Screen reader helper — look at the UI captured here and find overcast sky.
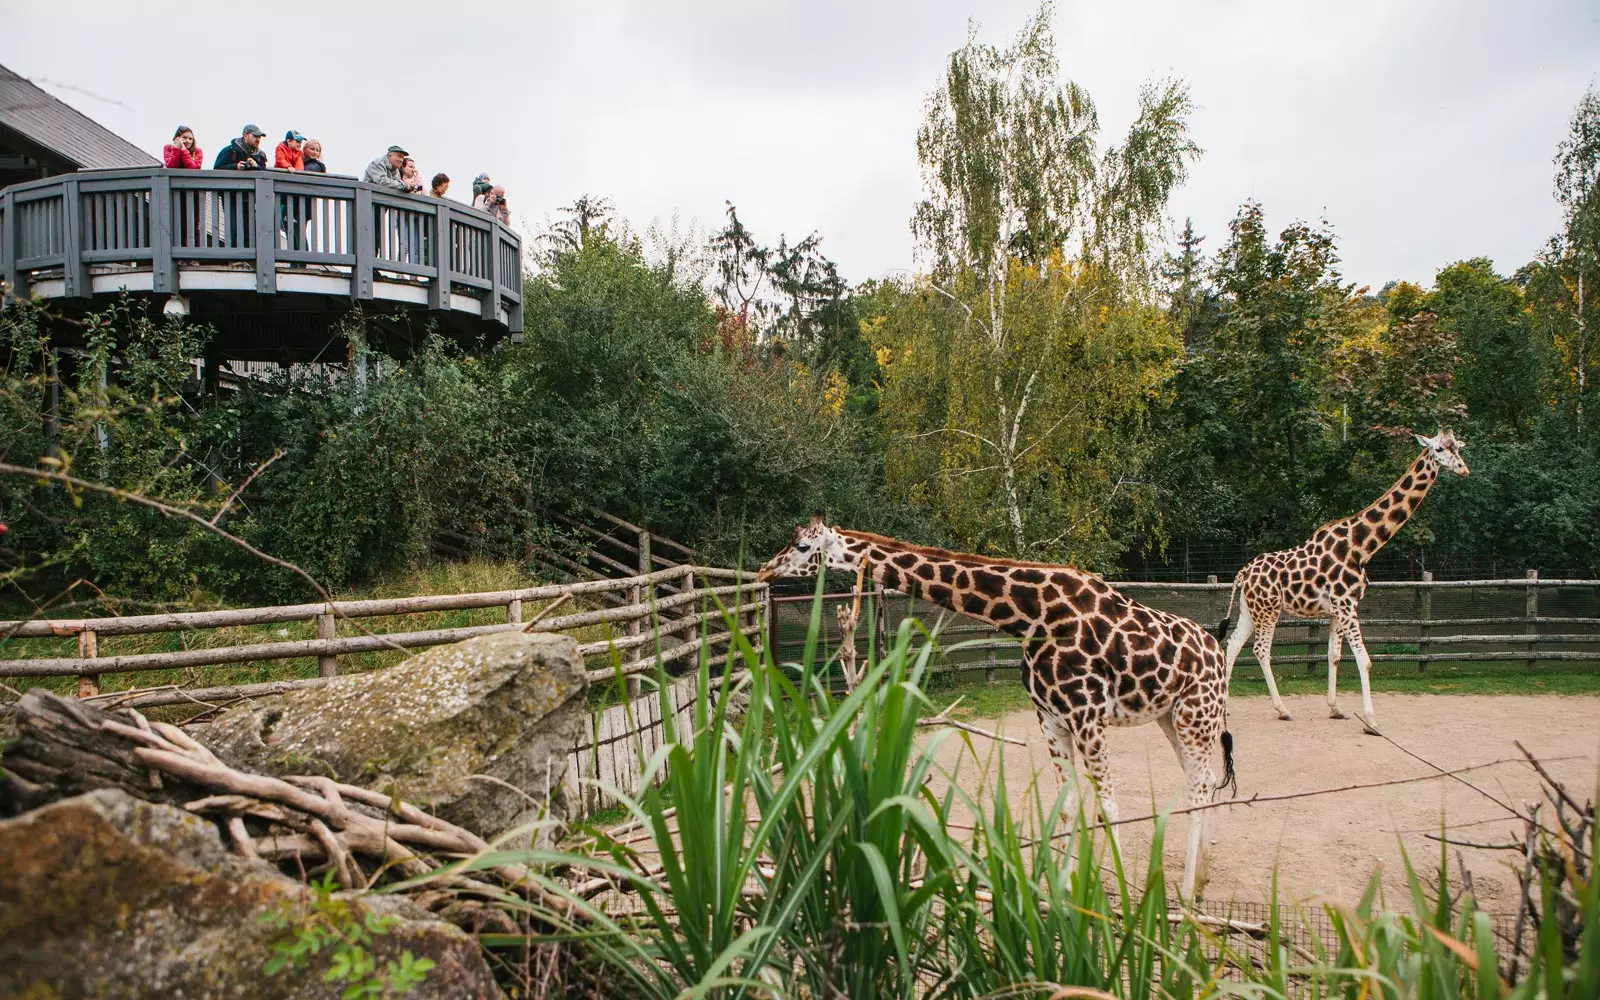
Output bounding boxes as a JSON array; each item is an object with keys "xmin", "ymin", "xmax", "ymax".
[{"xmin": 6, "ymin": 0, "xmax": 1597, "ymax": 292}]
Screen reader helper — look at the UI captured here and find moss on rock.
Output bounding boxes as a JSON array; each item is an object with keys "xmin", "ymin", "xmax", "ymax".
[
  {"xmin": 0, "ymin": 789, "xmax": 501, "ymax": 1000},
  {"xmin": 196, "ymin": 631, "xmax": 587, "ymax": 838}
]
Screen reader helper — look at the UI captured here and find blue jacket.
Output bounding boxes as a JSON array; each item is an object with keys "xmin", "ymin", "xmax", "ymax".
[{"xmin": 213, "ymin": 138, "xmax": 266, "ymax": 171}]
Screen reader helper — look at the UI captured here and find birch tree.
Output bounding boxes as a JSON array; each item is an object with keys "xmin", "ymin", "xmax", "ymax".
[{"xmin": 894, "ymin": 1, "xmax": 1198, "ymax": 558}]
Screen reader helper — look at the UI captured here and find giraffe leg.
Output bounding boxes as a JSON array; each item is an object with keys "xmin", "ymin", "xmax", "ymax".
[
  {"xmin": 1251, "ymin": 611, "xmax": 1290, "ymax": 720},
  {"xmin": 1160, "ymin": 710, "xmax": 1218, "ymax": 901},
  {"xmin": 1070, "ymin": 720, "xmax": 1121, "ymax": 861},
  {"xmin": 1222, "ymin": 600, "xmax": 1254, "ymax": 683},
  {"xmin": 1333, "ymin": 612, "xmax": 1380, "ymax": 734},
  {"xmin": 1326, "ymin": 629, "xmax": 1346, "ymax": 718},
  {"xmin": 1037, "ymin": 709, "xmax": 1083, "ymax": 851}
]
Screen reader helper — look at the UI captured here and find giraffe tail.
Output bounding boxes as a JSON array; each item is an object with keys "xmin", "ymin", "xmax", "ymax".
[
  {"xmin": 1219, "ymin": 729, "xmax": 1237, "ymax": 797},
  {"xmin": 1216, "ymin": 575, "xmax": 1242, "ymax": 644}
]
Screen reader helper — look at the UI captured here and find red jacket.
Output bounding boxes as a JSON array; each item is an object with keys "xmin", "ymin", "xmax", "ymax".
[
  {"xmin": 163, "ymin": 144, "xmax": 203, "ymax": 169},
  {"xmin": 274, "ymin": 142, "xmax": 304, "ymax": 170}
]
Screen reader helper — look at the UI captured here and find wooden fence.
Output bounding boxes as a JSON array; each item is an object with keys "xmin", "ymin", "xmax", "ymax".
[
  {"xmin": 770, "ymin": 573, "xmax": 1600, "ymax": 677},
  {"xmin": 0, "ymin": 565, "xmax": 767, "ymax": 705}
]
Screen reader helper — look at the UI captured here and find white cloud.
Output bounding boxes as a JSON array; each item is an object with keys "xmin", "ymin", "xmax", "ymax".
[{"xmin": 6, "ymin": 0, "xmax": 1595, "ymax": 291}]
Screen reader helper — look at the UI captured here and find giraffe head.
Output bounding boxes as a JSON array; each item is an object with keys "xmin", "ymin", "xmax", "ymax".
[
  {"xmin": 756, "ymin": 513, "xmax": 856, "ymax": 581},
  {"xmin": 1414, "ymin": 427, "xmax": 1470, "ymax": 477}
]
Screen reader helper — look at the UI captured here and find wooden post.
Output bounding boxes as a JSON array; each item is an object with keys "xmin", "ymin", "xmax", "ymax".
[
  {"xmin": 1305, "ymin": 617, "xmax": 1320, "ymax": 676},
  {"xmin": 507, "ymin": 597, "xmax": 522, "ymax": 624},
  {"xmin": 76, "ymin": 630, "xmax": 99, "ymax": 698},
  {"xmin": 1418, "ymin": 572, "xmax": 1432, "ymax": 673},
  {"xmin": 984, "ymin": 647, "xmax": 997, "ymax": 684},
  {"xmin": 316, "ymin": 612, "xmax": 338, "ymax": 677},
  {"xmin": 1525, "ymin": 569, "xmax": 1538, "ymax": 671},
  {"xmin": 680, "ymin": 564, "xmax": 697, "ymax": 663}
]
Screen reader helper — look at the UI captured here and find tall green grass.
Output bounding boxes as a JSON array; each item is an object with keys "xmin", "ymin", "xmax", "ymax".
[{"xmin": 454, "ymin": 586, "xmax": 1598, "ymax": 998}]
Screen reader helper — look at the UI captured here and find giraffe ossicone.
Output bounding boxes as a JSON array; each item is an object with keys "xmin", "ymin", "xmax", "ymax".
[
  {"xmin": 1221, "ymin": 428, "xmax": 1470, "ymax": 734},
  {"xmin": 758, "ymin": 519, "xmax": 1235, "ymax": 901}
]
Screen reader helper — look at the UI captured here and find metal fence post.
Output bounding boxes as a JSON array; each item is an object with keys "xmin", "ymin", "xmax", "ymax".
[
  {"xmin": 1418, "ymin": 571, "xmax": 1432, "ymax": 673},
  {"xmin": 77, "ymin": 630, "xmax": 99, "ymax": 698},
  {"xmin": 316, "ymin": 612, "xmax": 338, "ymax": 677},
  {"xmin": 1525, "ymin": 569, "xmax": 1538, "ymax": 671}
]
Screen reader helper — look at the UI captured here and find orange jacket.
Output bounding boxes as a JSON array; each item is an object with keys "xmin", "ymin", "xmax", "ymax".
[{"xmin": 274, "ymin": 142, "xmax": 304, "ymax": 170}]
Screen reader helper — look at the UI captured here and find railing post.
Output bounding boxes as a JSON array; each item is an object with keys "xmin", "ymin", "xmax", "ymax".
[
  {"xmin": 1, "ymin": 188, "xmax": 20, "ymax": 302},
  {"xmin": 430, "ymin": 203, "xmax": 452, "ymax": 311},
  {"xmin": 985, "ymin": 646, "xmax": 997, "ymax": 684},
  {"xmin": 1418, "ymin": 572, "xmax": 1432, "ymax": 674},
  {"xmin": 1525, "ymin": 569, "xmax": 1538, "ymax": 671},
  {"xmin": 62, "ymin": 177, "xmax": 86, "ymax": 298},
  {"xmin": 254, "ymin": 175, "xmax": 276, "ymax": 294},
  {"xmin": 150, "ymin": 174, "xmax": 176, "ymax": 294},
  {"xmin": 316, "ymin": 612, "xmax": 338, "ymax": 677},
  {"xmin": 77, "ymin": 630, "xmax": 99, "ymax": 698},
  {"xmin": 507, "ymin": 597, "xmax": 522, "ymax": 624},
  {"xmin": 353, "ymin": 186, "xmax": 375, "ymax": 300}
]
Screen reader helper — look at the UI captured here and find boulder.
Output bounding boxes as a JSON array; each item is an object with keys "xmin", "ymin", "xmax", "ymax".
[
  {"xmin": 196, "ymin": 631, "xmax": 587, "ymax": 840},
  {"xmin": 0, "ymin": 789, "xmax": 502, "ymax": 1000}
]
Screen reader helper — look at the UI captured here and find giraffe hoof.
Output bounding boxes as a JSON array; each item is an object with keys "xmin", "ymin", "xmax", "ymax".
[
  {"xmin": 1276, "ymin": 711, "xmax": 1293, "ymax": 721},
  {"xmin": 1357, "ymin": 714, "xmax": 1382, "ymax": 736},
  {"xmin": 1329, "ymin": 709, "xmax": 1347, "ymax": 720}
]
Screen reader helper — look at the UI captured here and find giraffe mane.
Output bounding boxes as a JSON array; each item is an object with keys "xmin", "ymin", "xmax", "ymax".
[{"xmin": 838, "ymin": 529, "xmax": 1100, "ymax": 575}]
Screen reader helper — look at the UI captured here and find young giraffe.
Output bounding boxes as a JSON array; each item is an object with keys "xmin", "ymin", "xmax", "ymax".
[
  {"xmin": 1221, "ymin": 429, "xmax": 1470, "ymax": 733},
  {"xmin": 758, "ymin": 516, "xmax": 1236, "ymax": 899}
]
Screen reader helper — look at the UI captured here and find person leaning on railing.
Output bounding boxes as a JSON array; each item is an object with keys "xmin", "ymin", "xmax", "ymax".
[
  {"xmin": 429, "ymin": 173, "xmax": 450, "ymax": 198},
  {"xmin": 274, "ymin": 130, "xmax": 306, "ymax": 170},
  {"xmin": 401, "ymin": 157, "xmax": 425, "ymax": 194},
  {"xmin": 163, "ymin": 125, "xmax": 203, "ymax": 169},
  {"xmin": 362, "ymin": 145, "xmax": 410, "ymax": 191},
  {"xmin": 213, "ymin": 124, "xmax": 267, "ymax": 170},
  {"xmin": 302, "ymin": 139, "xmax": 326, "ymax": 173}
]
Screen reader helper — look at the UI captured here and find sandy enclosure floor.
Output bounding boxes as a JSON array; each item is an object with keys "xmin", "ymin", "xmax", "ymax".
[{"xmin": 925, "ymin": 694, "xmax": 1600, "ymax": 915}]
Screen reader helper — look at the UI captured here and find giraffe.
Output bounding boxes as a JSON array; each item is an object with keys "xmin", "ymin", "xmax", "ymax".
[
  {"xmin": 758, "ymin": 516, "xmax": 1236, "ymax": 899},
  {"xmin": 1220, "ymin": 428, "xmax": 1470, "ymax": 734}
]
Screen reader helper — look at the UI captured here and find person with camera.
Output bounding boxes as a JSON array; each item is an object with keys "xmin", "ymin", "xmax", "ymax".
[
  {"xmin": 163, "ymin": 126, "xmax": 203, "ymax": 169},
  {"xmin": 473, "ymin": 185, "xmax": 509, "ymax": 225},
  {"xmin": 213, "ymin": 124, "xmax": 267, "ymax": 170}
]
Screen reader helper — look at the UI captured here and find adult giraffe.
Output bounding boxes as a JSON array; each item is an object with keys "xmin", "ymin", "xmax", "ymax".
[
  {"xmin": 1221, "ymin": 429, "xmax": 1470, "ymax": 733},
  {"xmin": 757, "ymin": 517, "xmax": 1235, "ymax": 899}
]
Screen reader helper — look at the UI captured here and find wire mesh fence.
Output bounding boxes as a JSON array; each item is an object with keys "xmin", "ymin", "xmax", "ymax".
[{"xmin": 767, "ymin": 576, "xmax": 1600, "ymax": 679}]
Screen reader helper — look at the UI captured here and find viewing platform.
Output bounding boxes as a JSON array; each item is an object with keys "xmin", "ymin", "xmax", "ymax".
[{"xmin": 0, "ymin": 168, "xmax": 524, "ymax": 360}]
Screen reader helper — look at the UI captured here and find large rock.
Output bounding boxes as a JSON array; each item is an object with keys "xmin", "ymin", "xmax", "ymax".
[
  {"xmin": 196, "ymin": 631, "xmax": 587, "ymax": 839},
  {"xmin": 0, "ymin": 789, "xmax": 502, "ymax": 1000}
]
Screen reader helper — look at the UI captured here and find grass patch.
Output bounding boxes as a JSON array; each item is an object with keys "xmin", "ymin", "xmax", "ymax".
[{"xmin": 918, "ymin": 655, "xmax": 1600, "ymax": 723}]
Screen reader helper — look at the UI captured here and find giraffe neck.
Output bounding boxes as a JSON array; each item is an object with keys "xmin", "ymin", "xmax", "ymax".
[
  {"xmin": 1346, "ymin": 451, "xmax": 1439, "ymax": 560},
  {"xmin": 836, "ymin": 530, "xmax": 1096, "ymax": 637}
]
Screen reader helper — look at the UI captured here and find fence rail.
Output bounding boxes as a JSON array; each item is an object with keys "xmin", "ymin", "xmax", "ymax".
[
  {"xmin": 770, "ymin": 572, "xmax": 1600, "ymax": 676},
  {"xmin": 0, "ymin": 168, "xmax": 523, "ymax": 333},
  {"xmin": 0, "ymin": 565, "xmax": 768, "ymax": 702}
]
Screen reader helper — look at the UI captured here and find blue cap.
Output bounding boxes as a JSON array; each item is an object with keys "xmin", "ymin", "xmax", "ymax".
[{"xmin": 284, "ymin": 130, "xmax": 305, "ymax": 142}]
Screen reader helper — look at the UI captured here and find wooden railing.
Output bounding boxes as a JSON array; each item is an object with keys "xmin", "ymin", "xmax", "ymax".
[
  {"xmin": 770, "ymin": 573, "xmax": 1600, "ymax": 676},
  {"xmin": 0, "ymin": 168, "xmax": 523, "ymax": 333},
  {"xmin": 0, "ymin": 565, "xmax": 767, "ymax": 707}
]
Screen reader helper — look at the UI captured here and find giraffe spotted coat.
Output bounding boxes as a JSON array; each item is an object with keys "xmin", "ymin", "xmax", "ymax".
[
  {"xmin": 759, "ymin": 518, "xmax": 1235, "ymax": 899},
  {"xmin": 1222, "ymin": 429, "xmax": 1470, "ymax": 731}
]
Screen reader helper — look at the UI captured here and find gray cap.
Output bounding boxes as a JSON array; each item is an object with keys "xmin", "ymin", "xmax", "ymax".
[
  {"xmin": 386, "ymin": 144, "xmax": 408, "ymax": 156},
  {"xmin": 242, "ymin": 124, "xmax": 266, "ymax": 137}
]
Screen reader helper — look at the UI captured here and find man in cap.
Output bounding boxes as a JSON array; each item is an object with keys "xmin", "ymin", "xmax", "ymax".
[
  {"xmin": 213, "ymin": 124, "xmax": 268, "ymax": 170},
  {"xmin": 275, "ymin": 130, "xmax": 307, "ymax": 170},
  {"xmin": 362, "ymin": 145, "xmax": 410, "ymax": 192}
]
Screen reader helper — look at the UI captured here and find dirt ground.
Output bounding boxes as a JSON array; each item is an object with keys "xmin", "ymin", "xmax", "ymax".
[{"xmin": 925, "ymin": 694, "xmax": 1600, "ymax": 915}]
